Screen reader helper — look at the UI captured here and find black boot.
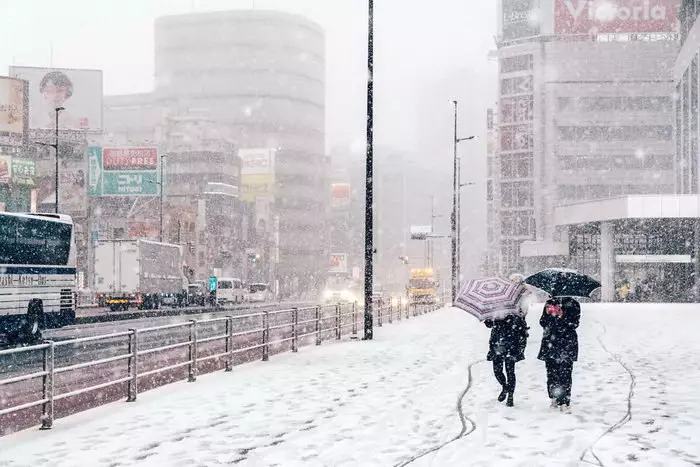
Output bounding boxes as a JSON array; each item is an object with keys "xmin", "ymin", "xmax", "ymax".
[
  {"xmin": 498, "ymin": 387, "xmax": 507, "ymax": 402},
  {"xmin": 506, "ymin": 392, "xmax": 514, "ymax": 407}
]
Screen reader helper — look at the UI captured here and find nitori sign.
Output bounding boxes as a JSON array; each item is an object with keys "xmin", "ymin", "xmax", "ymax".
[{"xmin": 555, "ymin": 0, "xmax": 679, "ymax": 34}]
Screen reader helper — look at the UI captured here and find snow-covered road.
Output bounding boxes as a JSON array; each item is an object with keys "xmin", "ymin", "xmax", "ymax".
[{"xmin": 1, "ymin": 304, "xmax": 699, "ymax": 467}]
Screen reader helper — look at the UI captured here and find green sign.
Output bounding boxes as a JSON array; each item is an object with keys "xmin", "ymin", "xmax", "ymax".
[
  {"xmin": 103, "ymin": 171, "xmax": 158, "ymax": 196},
  {"xmin": 88, "ymin": 146, "xmax": 163, "ymax": 196},
  {"xmin": 88, "ymin": 146, "xmax": 102, "ymax": 196}
]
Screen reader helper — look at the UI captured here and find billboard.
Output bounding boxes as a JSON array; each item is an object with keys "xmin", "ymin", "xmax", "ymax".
[
  {"xmin": 554, "ymin": 0, "xmax": 680, "ymax": 34},
  {"xmin": 0, "ymin": 156, "xmax": 11, "ymax": 184},
  {"xmin": 11, "ymin": 158, "xmax": 36, "ymax": 185},
  {"xmin": 9, "ymin": 66, "xmax": 103, "ymax": 131},
  {"xmin": 329, "ymin": 253, "xmax": 348, "ymax": 274},
  {"xmin": 503, "ymin": 0, "xmax": 541, "ymax": 41},
  {"xmin": 330, "ymin": 183, "xmax": 351, "ymax": 209},
  {"xmin": 239, "ymin": 148, "xmax": 275, "ymax": 203},
  {"xmin": 89, "ymin": 147, "xmax": 161, "ymax": 196},
  {"xmin": 0, "ymin": 77, "xmax": 28, "ymax": 146}
]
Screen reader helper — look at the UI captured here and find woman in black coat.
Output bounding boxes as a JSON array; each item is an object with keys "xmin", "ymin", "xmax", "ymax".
[
  {"xmin": 537, "ymin": 297, "xmax": 580, "ymax": 410},
  {"xmin": 485, "ymin": 313, "xmax": 529, "ymax": 407}
]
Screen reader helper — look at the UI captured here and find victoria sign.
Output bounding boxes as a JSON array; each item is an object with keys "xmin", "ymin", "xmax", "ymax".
[{"xmin": 555, "ymin": 0, "xmax": 680, "ymax": 34}]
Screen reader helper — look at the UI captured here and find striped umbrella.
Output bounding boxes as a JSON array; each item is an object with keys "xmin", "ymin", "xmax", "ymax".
[{"xmin": 455, "ymin": 277, "xmax": 526, "ymax": 322}]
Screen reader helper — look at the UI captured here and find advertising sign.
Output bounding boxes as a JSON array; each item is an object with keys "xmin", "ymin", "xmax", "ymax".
[
  {"xmin": 329, "ymin": 253, "xmax": 348, "ymax": 274},
  {"xmin": 0, "ymin": 156, "xmax": 11, "ymax": 184},
  {"xmin": 90, "ymin": 147, "xmax": 161, "ymax": 196},
  {"xmin": 330, "ymin": 183, "xmax": 351, "ymax": 209},
  {"xmin": 58, "ymin": 156, "xmax": 87, "ymax": 214},
  {"xmin": 239, "ymin": 148, "xmax": 275, "ymax": 202},
  {"xmin": 554, "ymin": 0, "xmax": 680, "ymax": 34},
  {"xmin": 410, "ymin": 225, "xmax": 433, "ymax": 240},
  {"xmin": 11, "ymin": 158, "xmax": 36, "ymax": 185},
  {"xmin": 9, "ymin": 66, "xmax": 103, "ymax": 131},
  {"xmin": 503, "ymin": 0, "xmax": 541, "ymax": 41},
  {"xmin": 0, "ymin": 77, "xmax": 28, "ymax": 146}
]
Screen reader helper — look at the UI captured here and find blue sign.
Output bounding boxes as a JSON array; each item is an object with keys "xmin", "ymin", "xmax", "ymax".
[{"xmin": 209, "ymin": 276, "xmax": 218, "ymax": 292}]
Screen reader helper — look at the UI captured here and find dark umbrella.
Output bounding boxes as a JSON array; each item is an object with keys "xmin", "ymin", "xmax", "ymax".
[{"xmin": 524, "ymin": 268, "xmax": 600, "ymax": 298}]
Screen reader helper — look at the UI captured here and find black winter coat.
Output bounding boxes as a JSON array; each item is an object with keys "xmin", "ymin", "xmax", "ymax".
[
  {"xmin": 537, "ymin": 298, "xmax": 580, "ymax": 363},
  {"xmin": 485, "ymin": 314, "xmax": 529, "ymax": 362}
]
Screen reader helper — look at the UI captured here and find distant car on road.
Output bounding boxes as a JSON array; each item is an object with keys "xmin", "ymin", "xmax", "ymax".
[
  {"xmin": 216, "ymin": 278, "xmax": 246, "ymax": 305},
  {"xmin": 248, "ymin": 283, "xmax": 272, "ymax": 303}
]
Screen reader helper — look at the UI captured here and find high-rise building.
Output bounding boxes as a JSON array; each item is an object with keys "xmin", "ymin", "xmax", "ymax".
[
  {"xmin": 492, "ymin": 0, "xmax": 680, "ymax": 275},
  {"xmin": 104, "ymin": 10, "xmax": 327, "ymax": 290}
]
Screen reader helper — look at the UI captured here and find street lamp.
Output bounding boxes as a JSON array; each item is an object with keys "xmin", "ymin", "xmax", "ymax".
[
  {"xmin": 363, "ymin": 0, "xmax": 374, "ymax": 341},
  {"xmin": 145, "ymin": 154, "xmax": 167, "ymax": 242},
  {"xmin": 35, "ymin": 107, "xmax": 64, "ymax": 214},
  {"xmin": 451, "ymin": 99, "xmax": 474, "ymax": 303}
]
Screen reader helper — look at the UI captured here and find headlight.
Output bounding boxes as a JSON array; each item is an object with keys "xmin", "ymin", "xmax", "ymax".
[
  {"xmin": 323, "ymin": 289, "xmax": 333, "ymax": 300},
  {"xmin": 341, "ymin": 290, "xmax": 354, "ymax": 301},
  {"xmin": 391, "ymin": 297, "xmax": 399, "ymax": 307}
]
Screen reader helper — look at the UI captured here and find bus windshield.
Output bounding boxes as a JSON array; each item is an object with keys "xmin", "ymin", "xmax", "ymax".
[
  {"xmin": 409, "ymin": 279, "xmax": 434, "ymax": 289},
  {"xmin": 0, "ymin": 214, "xmax": 73, "ymax": 266}
]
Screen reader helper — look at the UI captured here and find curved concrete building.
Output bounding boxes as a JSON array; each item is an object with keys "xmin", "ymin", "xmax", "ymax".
[{"xmin": 154, "ymin": 10, "xmax": 326, "ymax": 291}]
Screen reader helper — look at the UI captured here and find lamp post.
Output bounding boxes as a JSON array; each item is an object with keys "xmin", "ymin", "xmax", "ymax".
[
  {"xmin": 363, "ymin": 0, "xmax": 374, "ymax": 341},
  {"xmin": 35, "ymin": 107, "xmax": 64, "ymax": 214},
  {"xmin": 451, "ymin": 100, "xmax": 474, "ymax": 303}
]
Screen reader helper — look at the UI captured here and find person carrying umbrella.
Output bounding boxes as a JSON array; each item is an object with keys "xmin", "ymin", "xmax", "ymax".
[
  {"xmin": 537, "ymin": 296, "xmax": 580, "ymax": 411},
  {"xmin": 484, "ymin": 274, "xmax": 530, "ymax": 407}
]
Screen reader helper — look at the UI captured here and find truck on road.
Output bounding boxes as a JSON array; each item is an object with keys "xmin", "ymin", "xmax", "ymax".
[
  {"xmin": 94, "ymin": 239, "xmax": 186, "ymax": 311},
  {"xmin": 407, "ymin": 268, "xmax": 439, "ymax": 305}
]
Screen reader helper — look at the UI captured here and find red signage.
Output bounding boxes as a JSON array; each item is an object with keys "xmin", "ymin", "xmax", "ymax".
[
  {"xmin": 103, "ymin": 148, "xmax": 158, "ymax": 171},
  {"xmin": 555, "ymin": 0, "xmax": 679, "ymax": 34}
]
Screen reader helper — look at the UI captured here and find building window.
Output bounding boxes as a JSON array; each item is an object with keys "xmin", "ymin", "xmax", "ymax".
[
  {"xmin": 558, "ymin": 126, "xmax": 672, "ymax": 141},
  {"xmin": 501, "ymin": 96, "xmax": 534, "ymax": 123},
  {"xmin": 501, "ymin": 181, "xmax": 533, "ymax": 208},
  {"xmin": 500, "ymin": 210, "xmax": 534, "ymax": 237},
  {"xmin": 500, "ymin": 153, "xmax": 533, "ymax": 179},
  {"xmin": 557, "ymin": 96, "xmax": 673, "ymax": 113},
  {"xmin": 501, "ymin": 125, "xmax": 533, "ymax": 150},
  {"xmin": 499, "ymin": 55, "xmax": 534, "ymax": 73},
  {"xmin": 486, "ymin": 180, "xmax": 494, "ymax": 201},
  {"xmin": 501, "ymin": 75, "xmax": 533, "ymax": 95},
  {"xmin": 558, "ymin": 154, "xmax": 674, "ymax": 171}
]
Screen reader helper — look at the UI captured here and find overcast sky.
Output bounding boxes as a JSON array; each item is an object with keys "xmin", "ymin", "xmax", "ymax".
[
  {"xmin": 0, "ymin": 0, "xmax": 498, "ymax": 271},
  {"xmin": 0, "ymin": 0, "xmax": 497, "ymax": 151}
]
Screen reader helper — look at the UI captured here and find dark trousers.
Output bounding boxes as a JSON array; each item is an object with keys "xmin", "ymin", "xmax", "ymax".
[
  {"xmin": 545, "ymin": 360, "xmax": 574, "ymax": 405},
  {"xmin": 492, "ymin": 357, "xmax": 516, "ymax": 393}
]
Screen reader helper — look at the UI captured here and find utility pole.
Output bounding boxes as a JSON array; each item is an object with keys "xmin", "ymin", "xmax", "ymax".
[
  {"xmin": 451, "ymin": 100, "xmax": 474, "ymax": 302},
  {"xmin": 363, "ymin": 0, "xmax": 374, "ymax": 340},
  {"xmin": 451, "ymin": 101, "xmax": 458, "ymax": 304},
  {"xmin": 54, "ymin": 107, "xmax": 64, "ymax": 214}
]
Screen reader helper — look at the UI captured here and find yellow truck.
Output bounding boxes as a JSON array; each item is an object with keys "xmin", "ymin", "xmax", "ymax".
[{"xmin": 407, "ymin": 268, "xmax": 439, "ymax": 305}]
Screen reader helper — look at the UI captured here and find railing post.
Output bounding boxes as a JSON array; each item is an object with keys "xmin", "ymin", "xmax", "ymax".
[
  {"xmin": 262, "ymin": 311, "xmax": 270, "ymax": 361},
  {"xmin": 398, "ymin": 299, "xmax": 402, "ymax": 321},
  {"xmin": 352, "ymin": 302, "xmax": 358, "ymax": 335},
  {"xmin": 188, "ymin": 320, "xmax": 198, "ymax": 382},
  {"xmin": 225, "ymin": 316, "xmax": 234, "ymax": 371},
  {"xmin": 315, "ymin": 306, "xmax": 322, "ymax": 345},
  {"xmin": 378, "ymin": 300, "xmax": 383, "ymax": 327},
  {"xmin": 292, "ymin": 308, "xmax": 299, "ymax": 353},
  {"xmin": 127, "ymin": 329, "xmax": 139, "ymax": 402},
  {"xmin": 389, "ymin": 301, "xmax": 393, "ymax": 324},
  {"xmin": 39, "ymin": 341, "xmax": 55, "ymax": 430},
  {"xmin": 335, "ymin": 304, "xmax": 341, "ymax": 340},
  {"xmin": 406, "ymin": 302, "xmax": 411, "ymax": 319}
]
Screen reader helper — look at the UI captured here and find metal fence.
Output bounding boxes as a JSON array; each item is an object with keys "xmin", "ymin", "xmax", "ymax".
[{"xmin": 0, "ymin": 300, "xmax": 438, "ymax": 432}]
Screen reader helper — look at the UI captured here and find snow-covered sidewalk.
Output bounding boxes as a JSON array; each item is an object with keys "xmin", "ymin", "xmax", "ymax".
[{"xmin": 1, "ymin": 304, "xmax": 700, "ymax": 466}]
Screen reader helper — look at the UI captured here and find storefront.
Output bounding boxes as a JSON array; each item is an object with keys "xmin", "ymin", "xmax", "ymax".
[{"xmin": 522, "ymin": 195, "xmax": 699, "ymax": 302}]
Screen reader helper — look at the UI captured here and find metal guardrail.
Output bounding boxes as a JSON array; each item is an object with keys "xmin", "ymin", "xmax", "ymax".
[{"xmin": 0, "ymin": 300, "xmax": 439, "ymax": 431}]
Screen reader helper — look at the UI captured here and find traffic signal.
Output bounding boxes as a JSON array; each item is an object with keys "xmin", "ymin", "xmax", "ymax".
[
  {"xmin": 399, "ymin": 255, "xmax": 409, "ymax": 264},
  {"xmin": 248, "ymin": 253, "xmax": 261, "ymax": 263}
]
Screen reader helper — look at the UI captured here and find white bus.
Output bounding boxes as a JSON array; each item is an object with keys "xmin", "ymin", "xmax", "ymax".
[{"xmin": 0, "ymin": 212, "xmax": 77, "ymax": 346}]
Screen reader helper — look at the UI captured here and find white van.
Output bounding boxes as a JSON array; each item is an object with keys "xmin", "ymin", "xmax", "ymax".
[{"xmin": 216, "ymin": 278, "xmax": 246, "ymax": 305}]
